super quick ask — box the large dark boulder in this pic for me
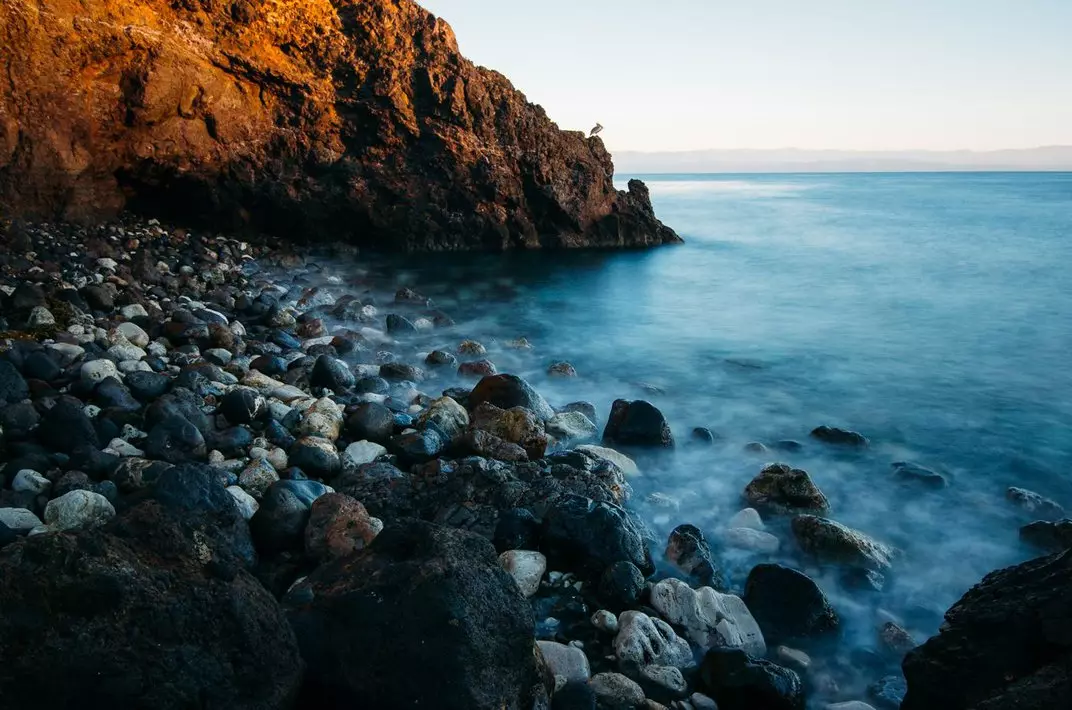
[1020,519,1072,553]
[144,415,207,464]
[345,401,396,443]
[602,399,674,448]
[541,494,654,579]
[38,395,99,453]
[286,521,546,709]
[0,507,303,710]
[0,0,678,252]
[469,374,555,421]
[743,563,839,643]
[0,358,29,403]
[902,549,1072,710]
[699,648,805,710]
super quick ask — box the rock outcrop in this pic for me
[902,549,1072,710]
[0,0,680,251]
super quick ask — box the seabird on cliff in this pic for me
[589,123,604,137]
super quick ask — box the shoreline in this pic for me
[0,217,1068,709]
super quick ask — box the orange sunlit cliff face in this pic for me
[0,0,678,250]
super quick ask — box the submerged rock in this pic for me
[902,549,1072,710]
[1006,486,1065,520]
[699,648,805,710]
[1019,518,1072,552]
[810,426,869,448]
[665,523,725,590]
[286,522,544,709]
[743,564,839,644]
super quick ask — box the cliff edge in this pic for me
[0,0,680,251]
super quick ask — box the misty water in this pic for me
[279,172,1072,690]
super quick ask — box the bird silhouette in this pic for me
[589,123,604,137]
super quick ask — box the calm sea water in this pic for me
[312,173,1072,676]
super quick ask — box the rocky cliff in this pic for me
[0,0,680,251]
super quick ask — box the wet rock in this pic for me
[690,427,718,445]
[576,445,640,476]
[342,440,387,468]
[378,362,425,382]
[425,349,458,367]
[345,401,396,443]
[42,490,116,531]
[878,621,916,656]
[471,403,549,459]
[665,524,725,590]
[810,426,869,448]
[634,664,688,703]
[615,610,695,670]
[288,436,341,479]
[699,648,804,710]
[39,396,100,453]
[469,373,555,421]
[238,458,279,498]
[791,515,894,572]
[219,387,266,425]
[494,508,542,552]
[20,349,61,382]
[903,549,1072,709]
[456,428,529,462]
[310,354,355,392]
[743,463,830,515]
[603,399,674,448]
[144,416,207,464]
[548,361,577,377]
[743,564,839,643]
[539,640,591,684]
[651,578,766,655]
[548,411,599,441]
[458,358,498,378]
[304,492,382,562]
[12,469,51,496]
[298,397,344,441]
[389,428,446,466]
[286,522,542,709]
[0,359,29,403]
[226,485,260,520]
[542,494,654,580]
[1019,518,1072,552]
[892,461,947,488]
[599,560,646,610]
[589,672,646,709]
[867,675,906,710]
[417,396,470,439]
[250,479,332,555]
[592,609,619,635]
[1006,486,1065,520]
[500,549,547,597]
[0,511,302,709]
[93,376,141,411]
[0,401,39,439]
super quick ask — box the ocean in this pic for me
[320,171,1072,683]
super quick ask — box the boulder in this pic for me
[218,387,267,425]
[310,355,355,392]
[288,436,341,479]
[250,479,332,556]
[791,515,894,572]
[286,522,544,709]
[699,648,805,710]
[144,415,207,464]
[891,461,948,488]
[614,611,695,669]
[238,458,280,499]
[1006,486,1065,520]
[499,549,547,598]
[547,411,599,441]
[665,524,725,590]
[602,399,674,448]
[38,396,100,453]
[0,358,29,403]
[304,492,382,562]
[470,403,549,459]
[43,490,116,532]
[345,401,396,443]
[342,440,387,469]
[1020,519,1072,552]
[589,672,645,709]
[538,640,591,684]
[298,397,344,441]
[723,527,780,553]
[810,426,869,448]
[417,396,470,440]
[902,549,1072,710]
[598,560,646,610]
[0,511,303,709]
[743,463,830,515]
[541,494,654,579]
[575,444,640,476]
[469,374,555,421]
[456,429,529,462]
[650,578,766,656]
[743,564,839,643]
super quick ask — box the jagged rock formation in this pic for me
[0,0,680,251]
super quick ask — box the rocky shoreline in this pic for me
[1,217,1069,710]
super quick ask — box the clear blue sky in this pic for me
[417,0,1072,152]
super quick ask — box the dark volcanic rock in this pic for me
[602,399,674,448]
[218,387,266,425]
[39,395,99,453]
[0,508,302,710]
[700,648,805,710]
[286,521,544,709]
[469,374,555,420]
[0,0,677,252]
[902,549,1072,710]
[598,560,645,610]
[1020,519,1072,552]
[125,370,172,402]
[743,564,839,643]
[665,523,725,590]
[541,494,654,579]
[144,415,207,464]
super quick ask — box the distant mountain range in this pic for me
[613,146,1072,173]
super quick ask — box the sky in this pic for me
[417,0,1072,152]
